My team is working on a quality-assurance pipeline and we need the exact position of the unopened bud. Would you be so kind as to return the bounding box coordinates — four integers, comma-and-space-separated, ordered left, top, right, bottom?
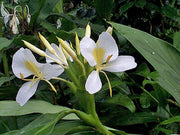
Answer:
85, 24, 91, 37
75, 32, 80, 55
106, 27, 113, 35
22, 40, 46, 57
57, 37, 77, 60
39, 33, 56, 55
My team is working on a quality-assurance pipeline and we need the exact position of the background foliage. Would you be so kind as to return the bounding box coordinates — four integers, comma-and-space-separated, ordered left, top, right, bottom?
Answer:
0, 0, 180, 134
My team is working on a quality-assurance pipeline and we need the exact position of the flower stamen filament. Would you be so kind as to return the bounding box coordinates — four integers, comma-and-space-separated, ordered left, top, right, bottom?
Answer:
43, 79, 57, 93
100, 71, 112, 97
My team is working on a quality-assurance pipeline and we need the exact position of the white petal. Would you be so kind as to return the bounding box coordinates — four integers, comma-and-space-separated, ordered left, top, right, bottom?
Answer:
1, 3, 9, 17
16, 80, 39, 106
4, 16, 10, 26
12, 24, 19, 34
80, 37, 96, 67
104, 56, 137, 72
85, 70, 102, 94
98, 32, 118, 62
46, 43, 67, 65
46, 43, 61, 63
12, 48, 40, 78
39, 64, 64, 80
16, 16, 19, 25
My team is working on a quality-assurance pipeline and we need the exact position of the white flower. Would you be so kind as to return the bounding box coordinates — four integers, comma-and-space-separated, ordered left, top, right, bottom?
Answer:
26, 5, 31, 25
12, 48, 64, 106
45, 42, 73, 66
57, 19, 61, 29
1, 2, 10, 26
80, 32, 137, 95
9, 13, 19, 34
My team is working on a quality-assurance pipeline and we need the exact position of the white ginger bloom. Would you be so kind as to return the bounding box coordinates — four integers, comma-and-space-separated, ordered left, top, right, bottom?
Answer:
80, 32, 137, 95
1, 2, 10, 26
9, 13, 19, 34
12, 48, 64, 106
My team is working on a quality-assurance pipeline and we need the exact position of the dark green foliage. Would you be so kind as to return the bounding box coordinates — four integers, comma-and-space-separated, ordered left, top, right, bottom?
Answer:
0, 0, 180, 134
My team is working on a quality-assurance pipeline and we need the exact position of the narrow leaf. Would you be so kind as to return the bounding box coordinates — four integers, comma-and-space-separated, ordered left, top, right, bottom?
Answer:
109, 22, 180, 104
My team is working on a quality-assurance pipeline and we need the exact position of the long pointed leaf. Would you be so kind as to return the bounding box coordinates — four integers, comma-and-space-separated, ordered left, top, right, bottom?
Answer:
109, 22, 180, 104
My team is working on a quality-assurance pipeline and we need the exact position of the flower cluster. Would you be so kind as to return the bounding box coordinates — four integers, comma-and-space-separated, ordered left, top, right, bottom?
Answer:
1, 2, 31, 34
12, 24, 137, 106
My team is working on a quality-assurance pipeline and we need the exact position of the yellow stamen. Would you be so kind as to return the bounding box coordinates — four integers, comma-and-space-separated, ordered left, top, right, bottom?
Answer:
30, 76, 36, 88
44, 79, 57, 93
105, 55, 113, 66
100, 71, 112, 97
93, 47, 105, 69
20, 73, 24, 80
20, 73, 33, 81
25, 61, 40, 76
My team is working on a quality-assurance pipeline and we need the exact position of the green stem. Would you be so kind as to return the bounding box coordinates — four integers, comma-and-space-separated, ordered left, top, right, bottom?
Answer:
74, 89, 114, 134
73, 109, 114, 135
140, 86, 159, 103
2, 50, 10, 77
76, 58, 86, 76
167, 99, 180, 108
124, 73, 159, 103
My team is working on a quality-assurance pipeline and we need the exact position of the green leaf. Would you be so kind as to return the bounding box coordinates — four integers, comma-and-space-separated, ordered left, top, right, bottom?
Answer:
105, 93, 136, 112
1, 111, 73, 135
134, 62, 150, 77
116, 112, 162, 126
0, 38, 12, 50
155, 127, 173, 135
162, 5, 178, 19
0, 76, 15, 86
140, 92, 151, 108
173, 31, 180, 51
135, 0, 146, 8
160, 116, 180, 125
0, 85, 19, 100
53, 0, 63, 13
109, 22, 180, 104
102, 80, 125, 91
40, 21, 59, 33
119, 1, 134, 15
50, 121, 93, 135
29, 0, 60, 26
94, 0, 114, 20
0, 100, 78, 120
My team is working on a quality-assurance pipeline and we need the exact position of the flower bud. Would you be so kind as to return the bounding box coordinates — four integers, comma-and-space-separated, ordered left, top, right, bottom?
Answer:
22, 40, 46, 57
75, 32, 80, 55
57, 37, 77, 60
39, 33, 56, 55
106, 27, 113, 35
85, 24, 91, 37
